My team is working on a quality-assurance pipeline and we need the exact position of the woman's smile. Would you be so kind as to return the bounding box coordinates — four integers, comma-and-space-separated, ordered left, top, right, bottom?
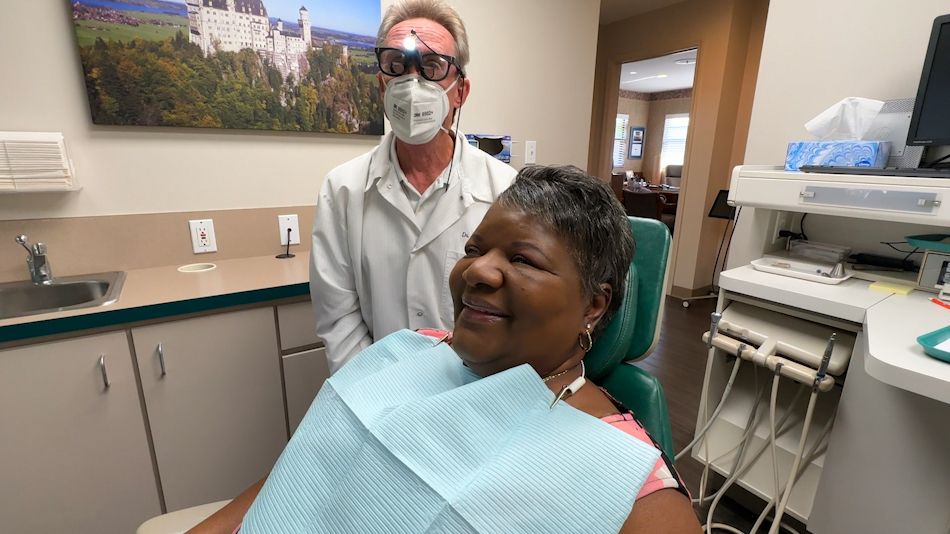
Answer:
458, 296, 510, 325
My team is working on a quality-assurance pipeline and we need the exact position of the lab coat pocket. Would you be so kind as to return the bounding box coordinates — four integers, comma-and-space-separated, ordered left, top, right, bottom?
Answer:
441, 250, 465, 327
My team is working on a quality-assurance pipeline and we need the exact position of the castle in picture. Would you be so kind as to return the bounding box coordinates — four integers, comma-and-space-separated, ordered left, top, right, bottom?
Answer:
186, 0, 343, 80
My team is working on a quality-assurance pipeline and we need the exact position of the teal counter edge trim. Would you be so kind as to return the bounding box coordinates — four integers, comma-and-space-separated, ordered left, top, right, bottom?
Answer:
0, 283, 310, 344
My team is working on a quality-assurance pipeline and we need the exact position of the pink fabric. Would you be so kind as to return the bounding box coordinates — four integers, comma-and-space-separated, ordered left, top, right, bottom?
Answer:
601, 413, 686, 500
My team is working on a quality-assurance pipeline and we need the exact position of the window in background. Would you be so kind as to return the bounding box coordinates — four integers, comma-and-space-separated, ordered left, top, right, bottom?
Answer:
613, 113, 629, 168
659, 113, 690, 170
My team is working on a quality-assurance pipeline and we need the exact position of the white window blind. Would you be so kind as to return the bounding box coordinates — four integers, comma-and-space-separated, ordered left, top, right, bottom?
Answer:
659, 114, 689, 171
0, 132, 76, 192
612, 114, 629, 168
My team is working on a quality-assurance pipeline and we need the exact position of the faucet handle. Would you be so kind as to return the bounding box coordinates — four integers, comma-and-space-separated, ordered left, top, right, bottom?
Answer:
32, 243, 47, 255
16, 235, 33, 257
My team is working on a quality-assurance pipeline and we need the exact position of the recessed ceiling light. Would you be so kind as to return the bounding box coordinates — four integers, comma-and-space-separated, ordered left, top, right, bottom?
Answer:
629, 71, 637, 74
675, 58, 696, 65
657, 74, 668, 78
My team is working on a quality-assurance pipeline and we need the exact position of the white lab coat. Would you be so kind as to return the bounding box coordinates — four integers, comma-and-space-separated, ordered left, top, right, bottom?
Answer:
310, 132, 516, 372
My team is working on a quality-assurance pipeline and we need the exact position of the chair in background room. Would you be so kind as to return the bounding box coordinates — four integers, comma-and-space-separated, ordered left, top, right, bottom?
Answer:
664, 165, 683, 188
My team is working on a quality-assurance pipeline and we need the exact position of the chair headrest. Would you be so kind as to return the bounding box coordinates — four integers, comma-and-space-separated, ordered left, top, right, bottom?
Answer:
665, 165, 683, 178
586, 217, 671, 381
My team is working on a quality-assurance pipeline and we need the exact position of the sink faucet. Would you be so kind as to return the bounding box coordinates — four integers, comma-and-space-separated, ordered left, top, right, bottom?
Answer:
15, 235, 54, 284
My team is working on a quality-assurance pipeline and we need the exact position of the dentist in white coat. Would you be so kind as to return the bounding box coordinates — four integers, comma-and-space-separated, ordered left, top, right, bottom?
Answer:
310, 0, 516, 373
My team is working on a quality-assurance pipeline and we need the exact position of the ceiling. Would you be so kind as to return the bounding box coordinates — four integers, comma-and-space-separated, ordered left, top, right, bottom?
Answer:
619, 49, 697, 93
599, 0, 689, 25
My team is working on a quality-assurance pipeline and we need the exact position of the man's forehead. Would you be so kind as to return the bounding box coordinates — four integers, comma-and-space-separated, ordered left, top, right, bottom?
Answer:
385, 18, 456, 55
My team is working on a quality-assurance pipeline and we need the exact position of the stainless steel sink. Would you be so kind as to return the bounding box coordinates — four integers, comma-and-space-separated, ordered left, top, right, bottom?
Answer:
0, 271, 125, 320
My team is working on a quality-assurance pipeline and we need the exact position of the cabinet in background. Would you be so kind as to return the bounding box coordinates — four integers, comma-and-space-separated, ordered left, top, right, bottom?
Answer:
283, 347, 330, 434
132, 307, 286, 512
0, 332, 162, 533
276, 301, 329, 435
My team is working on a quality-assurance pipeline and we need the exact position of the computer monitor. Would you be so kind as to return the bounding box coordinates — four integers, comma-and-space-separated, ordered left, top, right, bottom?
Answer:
907, 14, 950, 147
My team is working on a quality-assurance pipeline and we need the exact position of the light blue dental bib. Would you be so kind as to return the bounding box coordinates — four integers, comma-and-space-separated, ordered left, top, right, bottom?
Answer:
242, 330, 660, 534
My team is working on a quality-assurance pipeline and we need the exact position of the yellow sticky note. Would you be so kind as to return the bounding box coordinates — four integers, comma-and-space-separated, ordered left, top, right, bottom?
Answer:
869, 281, 915, 295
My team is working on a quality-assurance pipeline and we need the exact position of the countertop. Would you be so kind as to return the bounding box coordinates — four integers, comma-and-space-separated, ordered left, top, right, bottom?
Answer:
0, 254, 310, 344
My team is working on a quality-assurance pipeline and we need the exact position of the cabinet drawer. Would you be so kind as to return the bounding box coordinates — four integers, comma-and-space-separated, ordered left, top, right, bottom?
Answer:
277, 300, 321, 351
282, 347, 330, 434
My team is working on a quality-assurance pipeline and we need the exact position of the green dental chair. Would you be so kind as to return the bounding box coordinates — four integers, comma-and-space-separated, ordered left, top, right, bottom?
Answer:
586, 216, 674, 458
138, 216, 674, 533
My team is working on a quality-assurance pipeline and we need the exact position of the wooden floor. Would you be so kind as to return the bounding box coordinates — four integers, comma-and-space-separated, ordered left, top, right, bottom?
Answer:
634, 296, 808, 533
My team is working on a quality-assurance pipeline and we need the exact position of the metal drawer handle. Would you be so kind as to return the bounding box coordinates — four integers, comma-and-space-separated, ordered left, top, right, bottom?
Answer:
98, 355, 110, 389
158, 343, 167, 377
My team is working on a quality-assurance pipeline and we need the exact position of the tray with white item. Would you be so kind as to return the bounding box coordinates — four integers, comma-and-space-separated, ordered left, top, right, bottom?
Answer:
750, 256, 851, 285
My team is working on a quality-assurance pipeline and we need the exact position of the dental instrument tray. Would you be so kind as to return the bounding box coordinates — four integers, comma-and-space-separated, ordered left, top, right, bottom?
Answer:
751, 254, 851, 285
916, 325, 950, 363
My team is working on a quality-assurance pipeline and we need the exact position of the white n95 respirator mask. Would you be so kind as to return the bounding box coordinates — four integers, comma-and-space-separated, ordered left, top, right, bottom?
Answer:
384, 74, 459, 145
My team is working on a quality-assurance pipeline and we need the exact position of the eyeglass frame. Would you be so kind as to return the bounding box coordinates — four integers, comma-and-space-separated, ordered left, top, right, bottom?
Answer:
374, 46, 466, 82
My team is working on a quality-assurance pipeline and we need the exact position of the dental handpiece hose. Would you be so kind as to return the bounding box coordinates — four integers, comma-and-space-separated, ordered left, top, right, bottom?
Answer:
768, 337, 832, 534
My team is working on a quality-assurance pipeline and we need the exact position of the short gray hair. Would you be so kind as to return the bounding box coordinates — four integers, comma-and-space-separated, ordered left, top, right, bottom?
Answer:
376, 0, 470, 69
497, 165, 636, 339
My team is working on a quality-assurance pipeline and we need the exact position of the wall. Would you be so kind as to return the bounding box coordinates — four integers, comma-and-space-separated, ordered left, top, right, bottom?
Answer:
0, 0, 599, 281
590, 0, 769, 295
730, 0, 950, 273
616, 95, 650, 173
744, 0, 948, 164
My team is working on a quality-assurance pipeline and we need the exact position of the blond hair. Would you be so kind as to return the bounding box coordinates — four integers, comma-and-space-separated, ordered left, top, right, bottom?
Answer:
376, 0, 470, 69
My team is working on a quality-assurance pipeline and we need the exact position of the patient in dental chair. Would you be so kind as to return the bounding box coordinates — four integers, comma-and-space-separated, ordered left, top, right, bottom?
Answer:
189, 166, 700, 534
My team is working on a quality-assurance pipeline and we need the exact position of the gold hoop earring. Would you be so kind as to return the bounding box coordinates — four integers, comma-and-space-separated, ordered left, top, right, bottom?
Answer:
578, 323, 593, 353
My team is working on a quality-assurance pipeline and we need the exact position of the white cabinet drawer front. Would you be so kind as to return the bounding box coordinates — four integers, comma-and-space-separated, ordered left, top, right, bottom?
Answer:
0, 331, 161, 533
276, 300, 321, 351
132, 306, 286, 512
282, 347, 330, 435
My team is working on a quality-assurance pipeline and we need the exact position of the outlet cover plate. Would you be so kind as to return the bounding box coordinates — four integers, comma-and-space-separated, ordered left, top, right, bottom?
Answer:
525, 140, 537, 164
188, 219, 217, 254
278, 214, 300, 245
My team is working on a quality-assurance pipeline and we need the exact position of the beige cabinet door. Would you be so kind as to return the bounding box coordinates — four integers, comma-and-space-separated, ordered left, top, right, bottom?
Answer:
276, 300, 321, 351
0, 331, 162, 533
282, 346, 330, 435
132, 307, 286, 512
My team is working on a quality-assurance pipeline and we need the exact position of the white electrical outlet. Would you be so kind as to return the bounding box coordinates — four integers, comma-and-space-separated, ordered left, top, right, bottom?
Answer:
188, 219, 217, 253
525, 140, 537, 164
278, 214, 300, 245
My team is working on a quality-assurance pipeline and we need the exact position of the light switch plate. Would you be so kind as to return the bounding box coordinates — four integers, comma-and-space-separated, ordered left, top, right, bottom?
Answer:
278, 214, 300, 245
188, 219, 217, 253
525, 140, 537, 164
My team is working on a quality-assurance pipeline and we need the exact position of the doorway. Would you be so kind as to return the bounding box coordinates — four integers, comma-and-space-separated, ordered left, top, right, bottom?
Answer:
610, 49, 697, 243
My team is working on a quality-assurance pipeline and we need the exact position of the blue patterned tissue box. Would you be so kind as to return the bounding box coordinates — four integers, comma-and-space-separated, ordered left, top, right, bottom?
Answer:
785, 141, 890, 171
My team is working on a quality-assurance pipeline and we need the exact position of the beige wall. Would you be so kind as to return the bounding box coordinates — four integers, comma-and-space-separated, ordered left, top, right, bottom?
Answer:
744, 0, 949, 164
616, 96, 650, 173
642, 97, 692, 183
589, 0, 769, 295
0, 0, 599, 222
0, 0, 599, 279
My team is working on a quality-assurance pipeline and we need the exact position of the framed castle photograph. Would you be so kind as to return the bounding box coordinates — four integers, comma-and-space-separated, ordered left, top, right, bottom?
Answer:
70, 0, 383, 135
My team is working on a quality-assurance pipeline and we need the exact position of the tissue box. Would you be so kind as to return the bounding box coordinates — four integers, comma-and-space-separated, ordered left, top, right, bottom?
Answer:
785, 140, 890, 171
